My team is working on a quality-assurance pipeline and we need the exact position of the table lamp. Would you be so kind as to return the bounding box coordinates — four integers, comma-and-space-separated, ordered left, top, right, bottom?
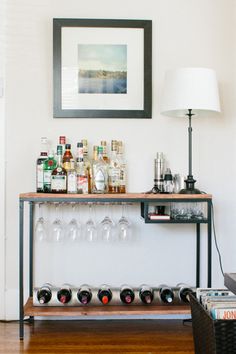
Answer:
160, 67, 221, 194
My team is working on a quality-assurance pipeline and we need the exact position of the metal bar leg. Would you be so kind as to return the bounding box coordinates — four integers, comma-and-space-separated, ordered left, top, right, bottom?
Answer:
207, 201, 212, 287
19, 200, 24, 340
29, 202, 34, 322
196, 224, 200, 288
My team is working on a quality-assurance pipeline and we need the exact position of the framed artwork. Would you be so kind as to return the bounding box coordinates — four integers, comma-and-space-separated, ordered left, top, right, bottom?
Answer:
53, 18, 152, 118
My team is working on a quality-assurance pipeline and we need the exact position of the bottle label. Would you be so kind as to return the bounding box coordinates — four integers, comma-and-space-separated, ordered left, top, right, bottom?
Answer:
51, 175, 67, 191
109, 168, 120, 187
63, 161, 71, 171
37, 165, 44, 189
67, 173, 77, 193
43, 170, 52, 183
77, 175, 88, 193
94, 169, 106, 191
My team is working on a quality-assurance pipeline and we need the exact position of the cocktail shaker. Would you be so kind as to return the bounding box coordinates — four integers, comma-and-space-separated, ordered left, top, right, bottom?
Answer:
154, 152, 165, 192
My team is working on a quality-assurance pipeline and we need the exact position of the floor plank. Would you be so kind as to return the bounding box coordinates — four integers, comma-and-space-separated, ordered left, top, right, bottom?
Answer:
0, 319, 195, 354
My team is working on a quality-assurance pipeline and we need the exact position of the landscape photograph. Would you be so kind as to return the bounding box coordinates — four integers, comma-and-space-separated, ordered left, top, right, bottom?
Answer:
78, 44, 127, 94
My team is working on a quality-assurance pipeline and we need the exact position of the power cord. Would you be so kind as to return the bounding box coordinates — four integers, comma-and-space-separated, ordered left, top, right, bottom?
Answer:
211, 202, 224, 277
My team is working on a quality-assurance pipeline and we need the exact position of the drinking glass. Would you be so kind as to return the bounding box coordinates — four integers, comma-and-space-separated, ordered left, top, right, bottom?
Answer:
66, 203, 82, 242
50, 203, 64, 242
117, 204, 132, 242
35, 203, 47, 242
98, 204, 115, 242
84, 204, 97, 242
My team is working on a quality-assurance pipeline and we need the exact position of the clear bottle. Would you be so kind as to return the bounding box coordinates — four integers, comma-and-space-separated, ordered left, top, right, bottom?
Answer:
77, 285, 92, 305
63, 143, 73, 172
36, 137, 48, 193
43, 150, 57, 193
76, 142, 89, 194
92, 146, 108, 194
97, 285, 112, 305
82, 140, 92, 193
51, 145, 67, 193
139, 285, 154, 304
37, 283, 52, 304
117, 141, 126, 193
108, 140, 120, 193
67, 159, 77, 194
163, 168, 174, 193
101, 140, 109, 163
120, 285, 135, 304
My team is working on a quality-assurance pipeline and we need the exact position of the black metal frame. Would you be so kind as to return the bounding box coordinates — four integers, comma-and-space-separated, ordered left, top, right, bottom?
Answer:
19, 194, 212, 339
53, 18, 152, 119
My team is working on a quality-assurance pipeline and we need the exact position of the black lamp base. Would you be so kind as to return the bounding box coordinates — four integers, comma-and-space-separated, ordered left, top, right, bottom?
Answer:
179, 175, 201, 194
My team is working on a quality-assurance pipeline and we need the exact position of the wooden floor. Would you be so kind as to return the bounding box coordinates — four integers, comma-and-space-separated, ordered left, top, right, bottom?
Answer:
0, 319, 195, 354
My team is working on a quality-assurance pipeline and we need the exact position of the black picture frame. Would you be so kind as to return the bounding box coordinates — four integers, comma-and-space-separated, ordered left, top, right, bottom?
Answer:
53, 18, 152, 118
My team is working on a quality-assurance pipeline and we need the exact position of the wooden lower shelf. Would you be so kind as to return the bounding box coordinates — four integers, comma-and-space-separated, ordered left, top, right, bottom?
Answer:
24, 298, 190, 317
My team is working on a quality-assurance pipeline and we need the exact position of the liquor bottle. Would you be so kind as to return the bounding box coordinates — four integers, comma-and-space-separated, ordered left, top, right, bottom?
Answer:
43, 150, 57, 193
36, 137, 48, 193
178, 286, 194, 303
97, 285, 112, 305
77, 285, 92, 305
57, 284, 72, 304
59, 136, 66, 156
108, 140, 120, 193
117, 141, 126, 193
139, 285, 154, 304
159, 286, 174, 304
67, 159, 77, 194
82, 139, 92, 193
63, 143, 73, 172
51, 145, 67, 193
37, 283, 52, 304
120, 285, 135, 304
76, 142, 89, 194
101, 140, 109, 163
92, 146, 108, 194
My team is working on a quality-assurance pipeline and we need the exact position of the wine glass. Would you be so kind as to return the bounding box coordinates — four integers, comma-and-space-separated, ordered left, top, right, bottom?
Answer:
50, 203, 64, 242
98, 204, 115, 242
35, 203, 47, 242
84, 203, 97, 242
66, 203, 82, 242
117, 204, 132, 242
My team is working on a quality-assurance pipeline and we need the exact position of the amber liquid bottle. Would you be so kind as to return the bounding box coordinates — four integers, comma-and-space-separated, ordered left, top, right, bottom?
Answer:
51, 145, 67, 193
63, 143, 73, 172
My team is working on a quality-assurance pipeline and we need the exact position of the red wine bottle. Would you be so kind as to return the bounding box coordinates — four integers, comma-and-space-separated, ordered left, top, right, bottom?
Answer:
77, 285, 92, 305
160, 286, 174, 304
139, 285, 154, 304
37, 283, 52, 304
57, 285, 72, 304
97, 285, 112, 305
120, 285, 135, 304
179, 286, 194, 303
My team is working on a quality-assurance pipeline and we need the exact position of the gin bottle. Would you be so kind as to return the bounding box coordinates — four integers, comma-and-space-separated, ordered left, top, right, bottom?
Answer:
51, 145, 67, 193
108, 140, 120, 193
117, 141, 126, 193
36, 137, 48, 192
76, 142, 89, 194
43, 150, 57, 193
67, 159, 77, 194
82, 139, 92, 193
92, 146, 108, 194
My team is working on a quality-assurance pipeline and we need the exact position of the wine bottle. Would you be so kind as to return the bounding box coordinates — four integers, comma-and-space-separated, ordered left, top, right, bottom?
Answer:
36, 137, 48, 193
77, 285, 92, 305
178, 286, 194, 303
120, 285, 135, 304
97, 285, 112, 305
159, 286, 174, 304
37, 283, 52, 304
139, 285, 154, 304
57, 284, 72, 304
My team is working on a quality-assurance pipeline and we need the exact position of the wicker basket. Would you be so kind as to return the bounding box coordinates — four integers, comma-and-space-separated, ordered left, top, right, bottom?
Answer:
190, 293, 236, 354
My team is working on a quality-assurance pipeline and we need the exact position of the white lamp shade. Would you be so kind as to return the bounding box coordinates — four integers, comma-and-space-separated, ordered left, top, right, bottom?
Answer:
160, 67, 221, 117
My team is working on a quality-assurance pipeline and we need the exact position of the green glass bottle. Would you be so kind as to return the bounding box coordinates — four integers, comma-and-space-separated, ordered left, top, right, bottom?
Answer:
43, 151, 57, 193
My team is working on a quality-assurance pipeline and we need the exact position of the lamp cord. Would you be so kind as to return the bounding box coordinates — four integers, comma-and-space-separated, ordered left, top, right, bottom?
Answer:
211, 202, 224, 277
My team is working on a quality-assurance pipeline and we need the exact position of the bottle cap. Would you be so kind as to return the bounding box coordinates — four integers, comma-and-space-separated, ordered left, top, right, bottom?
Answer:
57, 145, 63, 155
65, 144, 71, 149
77, 142, 83, 148
102, 295, 109, 304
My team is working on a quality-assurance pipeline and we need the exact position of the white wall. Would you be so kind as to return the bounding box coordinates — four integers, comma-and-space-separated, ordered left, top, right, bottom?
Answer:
1, 0, 236, 319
